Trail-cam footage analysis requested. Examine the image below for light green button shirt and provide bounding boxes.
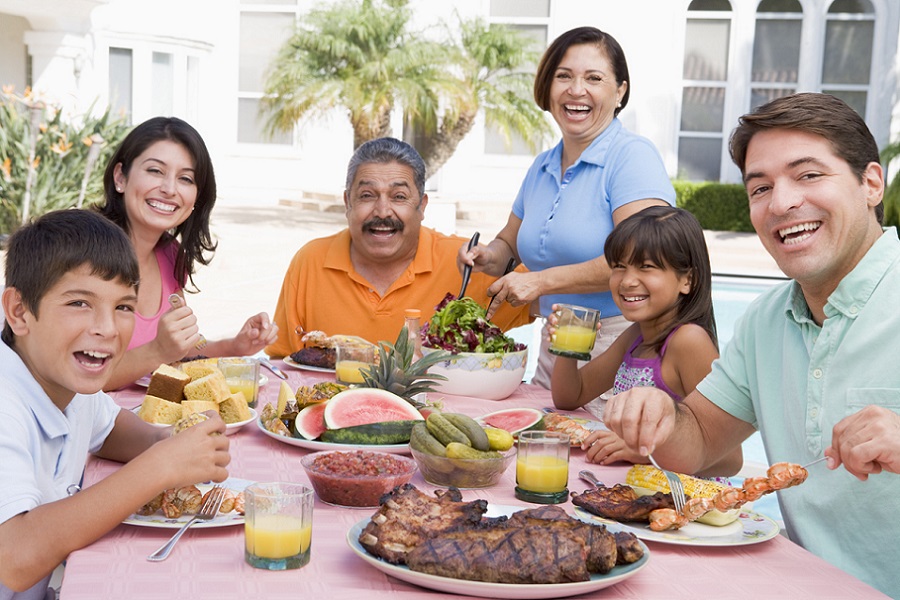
[698,228,900,598]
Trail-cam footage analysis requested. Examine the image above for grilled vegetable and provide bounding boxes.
[626,464,727,499]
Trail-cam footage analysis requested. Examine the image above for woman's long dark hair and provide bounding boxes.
[96,116,217,291]
[604,206,717,352]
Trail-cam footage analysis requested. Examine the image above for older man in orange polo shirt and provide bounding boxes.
[265,138,531,357]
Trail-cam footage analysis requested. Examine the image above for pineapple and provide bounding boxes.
[361,326,450,407]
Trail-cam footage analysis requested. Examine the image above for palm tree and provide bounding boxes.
[416,15,552,177]
[260,0,551,179]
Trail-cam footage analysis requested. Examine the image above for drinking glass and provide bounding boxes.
[548,304,601,361]
[244,483,314,570]
[218,357,260,408]
[515,431,570,504]
[335,344,375,385]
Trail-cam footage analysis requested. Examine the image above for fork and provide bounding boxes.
[147,485,226,561]
[647,454,686,515]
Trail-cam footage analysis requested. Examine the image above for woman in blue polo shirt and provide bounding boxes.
[460,26,675,389]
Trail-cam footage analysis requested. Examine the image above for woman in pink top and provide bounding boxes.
[549,206,740,476]
[96,117,277,389]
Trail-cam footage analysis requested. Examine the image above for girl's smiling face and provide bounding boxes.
[114,140,198,236]
[609,258,692,334]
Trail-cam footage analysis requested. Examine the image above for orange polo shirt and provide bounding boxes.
[265,227,532,357]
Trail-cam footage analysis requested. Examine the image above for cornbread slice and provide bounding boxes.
[181,400,219,417]
[146,363,190,403]
[181,359,220,381]
[184,371,231,404]
[219,392,253,424]
[137,395,183,424]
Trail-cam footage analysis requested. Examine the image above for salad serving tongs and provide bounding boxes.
[458,231,480,299]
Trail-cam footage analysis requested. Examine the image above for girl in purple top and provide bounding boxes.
[550,206,741,476]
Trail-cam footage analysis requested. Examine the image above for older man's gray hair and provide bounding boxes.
[344,137,427,199]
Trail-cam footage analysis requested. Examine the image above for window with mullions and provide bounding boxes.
[821,0,874,118]
[678,0,731,182]
[751,0,802,111]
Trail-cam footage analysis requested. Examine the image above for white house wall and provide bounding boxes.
[0,0,898,226]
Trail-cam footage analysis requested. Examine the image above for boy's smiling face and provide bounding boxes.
[4,264,137,408]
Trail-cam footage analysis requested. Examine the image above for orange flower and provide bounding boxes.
[1,158,11,181]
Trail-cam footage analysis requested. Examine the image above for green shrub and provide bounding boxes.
[879,143,900,230]
[0,87,129,235]
[673,180,752,232]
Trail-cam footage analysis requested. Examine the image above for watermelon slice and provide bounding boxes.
[294,402,329,440]
[323,388,424,429]
[476,407,544,435]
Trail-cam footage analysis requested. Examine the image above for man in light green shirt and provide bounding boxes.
[603,93,900,598]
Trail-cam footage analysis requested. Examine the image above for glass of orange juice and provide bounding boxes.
[244,483,314,570]
[515,431,570,504]
[548,304,601,361]
[335,343,375,385]
[218,357,260,408]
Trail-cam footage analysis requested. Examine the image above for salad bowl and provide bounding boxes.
[421,347,527,400]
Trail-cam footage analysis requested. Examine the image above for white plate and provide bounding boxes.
[346,504,649,599]
[123,478,252,529]
[573,506,780,546]
[282,356,335,373]
[132,407,257,436]
[255,416,410,454]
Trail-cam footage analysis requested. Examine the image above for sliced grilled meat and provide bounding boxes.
[505,505,618,573]
[406,525,590,583]
[614,531,644,565]
[572,483,675,521]
[358,484,487,564]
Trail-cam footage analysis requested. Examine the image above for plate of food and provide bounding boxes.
[347,500,649,599]
[132,406,257,435]
[124,477,252,529]
[283,356,334,373]
[255,416,410,454]
[573,506,780,547]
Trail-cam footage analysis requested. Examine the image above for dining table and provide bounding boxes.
[58,361,888,600]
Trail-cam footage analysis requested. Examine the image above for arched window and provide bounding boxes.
[821,0,874,117]
[677,0,732,181]
[751,0,803,111]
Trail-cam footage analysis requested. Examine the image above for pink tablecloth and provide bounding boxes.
[59,363,887,599]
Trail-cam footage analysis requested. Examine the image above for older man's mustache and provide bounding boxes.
[363,217,404,233]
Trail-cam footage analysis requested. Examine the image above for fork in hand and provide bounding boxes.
[648,454,687,515]
[147,485,226,562]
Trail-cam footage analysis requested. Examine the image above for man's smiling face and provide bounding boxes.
[744,128,884,297]
[345,161,427,267]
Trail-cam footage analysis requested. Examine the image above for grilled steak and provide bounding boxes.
[358,484,488,564]
[406,525,591,584]
[289,346,336,369]
[505,505,618,574]
[572,483,675,521]
[614,531,644,565]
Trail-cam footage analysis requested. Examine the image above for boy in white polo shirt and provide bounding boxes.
[0,210,230,599]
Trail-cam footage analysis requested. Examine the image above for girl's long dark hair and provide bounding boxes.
[96,116,217,292]
[604,206,717,352]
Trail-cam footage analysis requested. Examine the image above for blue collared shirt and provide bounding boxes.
[698,228,900,597]
[512,118,675,318]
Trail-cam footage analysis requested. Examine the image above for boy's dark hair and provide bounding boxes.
[534,26,630,117]
[729,92,884,224]
[2,209,140,345]
[604,206,717,352]
[96,116,217,291]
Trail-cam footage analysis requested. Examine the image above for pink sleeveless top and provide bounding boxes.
[128,242,181,350]
[612,327,682,401]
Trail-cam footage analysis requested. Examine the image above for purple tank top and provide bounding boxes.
[612,327,682,401]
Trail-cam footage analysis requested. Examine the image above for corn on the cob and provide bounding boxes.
[626,464,728,499]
